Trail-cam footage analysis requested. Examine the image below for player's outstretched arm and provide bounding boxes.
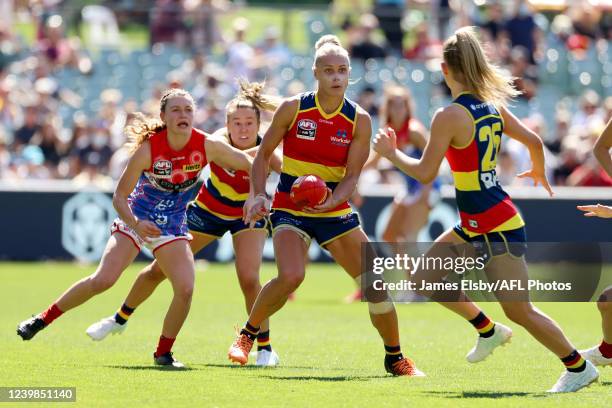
[205,135,253,173]
[593,119,612,177]
[113,142,161,240]
[500,106,553,196]
[577,204,612,218]
[373,106,454,184]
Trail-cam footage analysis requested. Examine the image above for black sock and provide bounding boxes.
[384,344,404,365]
[257,330,272,351]
[561,350,586,373]
[240,321,259,341]
[114,303,135,325]
[468,311,495,338]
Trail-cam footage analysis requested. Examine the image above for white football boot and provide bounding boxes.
[548,360,599,393]
[580,345,612,367]
[256,349,280,367]
[466,323,513,363]
[86,316,126,341]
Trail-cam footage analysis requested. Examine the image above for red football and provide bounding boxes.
[290,174,328,208]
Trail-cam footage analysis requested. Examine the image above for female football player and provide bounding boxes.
[577,118,612,367]
[229,35,424,376]
[17,89,253,368]
[85,81,283,366]
[373,27,599,392]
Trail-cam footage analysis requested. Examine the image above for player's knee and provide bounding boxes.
[502,304,533,325]
[173,282,194,302]
[142,263,165,283]
[279,273,304,292]
[238,274,260,296]
[597,289,612,313]
[89,274,117,294]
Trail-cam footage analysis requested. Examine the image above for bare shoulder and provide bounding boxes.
[354,104,372,126]
[436,104,471,123]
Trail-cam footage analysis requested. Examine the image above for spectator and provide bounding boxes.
[571,89,605,130]
[150,0,187,47]
[225,17,255,82]
[404,22,442,62]
[356,86,379,118]
[372,0,404,54]
[13,105,40,148]
[502,0,538,63]
[185,0,225,53]
[480,1,505,42]
[347,14,387,61]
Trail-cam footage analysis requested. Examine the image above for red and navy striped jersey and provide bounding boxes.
[272,92,357,217]
[445,92,524,235]
[194,132,259,219]
[128,128,207,235]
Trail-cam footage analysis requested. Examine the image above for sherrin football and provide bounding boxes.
[290,174,328,208]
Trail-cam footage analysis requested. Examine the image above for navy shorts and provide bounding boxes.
[270,210,361,247]
[186,202,268,238]
[452,223,527,265]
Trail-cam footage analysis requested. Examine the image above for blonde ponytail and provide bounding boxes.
[226,79,280,123]
[443,27,520,107]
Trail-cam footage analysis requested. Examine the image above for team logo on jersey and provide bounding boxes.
[296,119,317,140]
[223,168,236,177]
[330,129,350,147]
[153,160,172,177]
[469,219,479,229]
[183,163,202,172]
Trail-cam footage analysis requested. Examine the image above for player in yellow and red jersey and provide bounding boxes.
[228,35,424,377]
[374,27,599,392]
[82,81,284,366]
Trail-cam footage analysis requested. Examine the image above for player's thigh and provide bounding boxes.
[412,227,465,283]
[485,253,530,303]
[272,228,309,282]
[189,231,219,254]
[95,233,140,282]
[233,229,267,277]
[325,227,369,279]
[154,239,195,288]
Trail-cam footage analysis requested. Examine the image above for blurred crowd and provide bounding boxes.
[0,0,611,189]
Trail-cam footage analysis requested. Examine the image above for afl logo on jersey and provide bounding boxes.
[153,160,172,177]
[296,119,317,140]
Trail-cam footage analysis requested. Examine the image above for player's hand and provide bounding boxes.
[577,204,612,218]
[134,220,162,242]
[304,188,336,213]
[517,169,554,197]
[373,127,398,159]
[243,194,270,228]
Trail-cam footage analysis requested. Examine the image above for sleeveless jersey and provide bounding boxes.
[445,93,524,235]
[128,128,207,235]
[194,133,261,220]
[272,92,357,217]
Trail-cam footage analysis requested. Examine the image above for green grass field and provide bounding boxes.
[1,262,610,407]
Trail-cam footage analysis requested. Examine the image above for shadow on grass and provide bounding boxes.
[104,365,197,372]
[197,363,348,371]
[601,381,611,386]
[259,374,389,382]
[420,391,546,399]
